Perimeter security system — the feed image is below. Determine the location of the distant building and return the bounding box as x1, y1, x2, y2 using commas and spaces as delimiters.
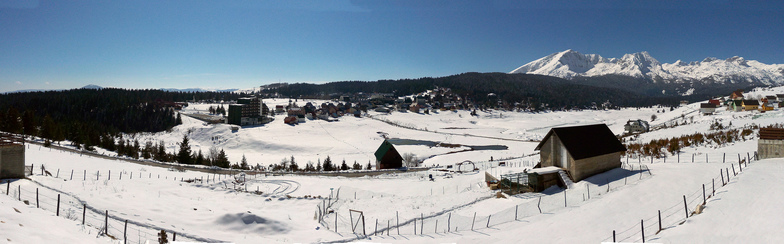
535, 124, 626, 182
729, 100, 743, 112
0, 133, 25, 179
624, 120, 649, 134
742, 100, 759, 111
228, 97, 264, 126
730, 89, 744, 100
700, 103, 717, 115
759, 128, 784, 160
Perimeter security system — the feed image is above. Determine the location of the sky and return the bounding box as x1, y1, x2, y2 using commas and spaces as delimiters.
1, 0, 783, 92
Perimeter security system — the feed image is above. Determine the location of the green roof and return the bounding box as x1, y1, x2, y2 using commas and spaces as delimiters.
374, 140, 395, 161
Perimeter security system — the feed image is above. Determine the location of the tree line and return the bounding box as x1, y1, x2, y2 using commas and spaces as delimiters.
266, 72, 684, 109
0, 88, 243, 149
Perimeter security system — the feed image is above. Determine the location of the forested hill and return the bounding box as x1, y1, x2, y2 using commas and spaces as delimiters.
0, 88, 241, 148
266, 72, 686, 108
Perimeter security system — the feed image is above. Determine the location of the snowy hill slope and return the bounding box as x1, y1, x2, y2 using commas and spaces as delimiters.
510, 50, 784, 86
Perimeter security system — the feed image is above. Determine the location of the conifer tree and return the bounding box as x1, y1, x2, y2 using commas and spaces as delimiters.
177, 135, 192, 164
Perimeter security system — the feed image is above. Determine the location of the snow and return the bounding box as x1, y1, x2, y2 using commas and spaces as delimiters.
4, 90, 784, 243
510, 49, 784, 84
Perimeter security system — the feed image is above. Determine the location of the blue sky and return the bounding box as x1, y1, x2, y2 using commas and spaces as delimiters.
1, 0, 783, 92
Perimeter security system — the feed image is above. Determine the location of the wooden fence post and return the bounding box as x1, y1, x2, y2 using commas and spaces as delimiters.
702, 184, 706, 205
375, 219, 379, 235
732, 165, 736, 176
658, 210, 662, 233
538, 196, 542, 213
84, 170, 86, 181
723, 153, 725, 163
420, 213, 423, 235
36, 188, 39, 208
82, 204, 86, 225
57, 194, 60, 216
587, 185, 590, 200
105, 210, 108, 235
613, 230, 616, 242
6, 181, 9, 195
471, 212, 476, 230
18, 185, 21, 201
515, 205, 518, 221
692, 153, 694, 163
56, 169, 59, 178
448, 212, 451, 232
641, 219, 645, 243
70, 170, 73, 180
434, 219, 437, 234
739, 161, 742, 172
721, 170, 725, 185
683, 195, 688, 219
564, 191, 567, 207
124, 220, 128, 244
108, 170, 111, 180
173, 232, 176, 241
396, 211, 400, 235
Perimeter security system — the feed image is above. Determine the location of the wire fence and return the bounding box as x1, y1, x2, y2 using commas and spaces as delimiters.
1, 174, 226, 244
605, 151, 757, 243
316, 161, 656, 242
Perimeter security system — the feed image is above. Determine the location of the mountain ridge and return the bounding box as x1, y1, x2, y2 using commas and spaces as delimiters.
510, 50, 784, 86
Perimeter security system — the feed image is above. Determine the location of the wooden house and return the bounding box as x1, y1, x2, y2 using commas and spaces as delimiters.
0, 133, 25, 179
759, 128, 784, 159
730, 89, 744, 100
534, 124, 626, 182
374, 140, 403, 169
700, 103, 717, 115
742, 100, 759, 111
708, 99, 721, 106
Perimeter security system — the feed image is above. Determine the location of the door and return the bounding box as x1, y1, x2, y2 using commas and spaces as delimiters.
560, 144, 569, 169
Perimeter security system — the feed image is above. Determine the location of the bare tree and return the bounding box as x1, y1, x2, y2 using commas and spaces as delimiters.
402, 153, 419, 167
208, 146, 220, 166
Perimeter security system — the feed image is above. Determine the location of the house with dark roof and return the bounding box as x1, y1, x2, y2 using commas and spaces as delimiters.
535, 124, 626, 182
700, 103, 717, 115
729, 100, 743, 112
374, 140, 403, 169
742, 100, 759, 111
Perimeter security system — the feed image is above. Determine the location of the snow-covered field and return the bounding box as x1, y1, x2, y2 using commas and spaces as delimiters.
3, 86, 784, 243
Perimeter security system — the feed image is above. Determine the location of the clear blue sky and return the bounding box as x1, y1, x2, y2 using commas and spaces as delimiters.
2, 0, 783, 92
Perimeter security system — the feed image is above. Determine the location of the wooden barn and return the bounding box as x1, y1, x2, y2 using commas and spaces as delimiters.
374, 140, 403, 169
535, 124, 626, 182
0, 133, 25, 179
759, 128, 784, 160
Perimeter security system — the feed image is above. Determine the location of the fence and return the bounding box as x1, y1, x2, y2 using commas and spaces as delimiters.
2, 169, 227, 244
316, 161, 655, 242
606, 151, 757, 243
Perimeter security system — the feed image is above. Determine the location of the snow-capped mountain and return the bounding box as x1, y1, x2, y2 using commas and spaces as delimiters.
510, 50, 784, 85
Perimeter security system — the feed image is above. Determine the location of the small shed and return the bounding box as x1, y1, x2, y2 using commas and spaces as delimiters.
759, 128, 784, 160
535, 124, 626, 182
0, 134, 25, 179
526, 166, 566, 192
700, 103, 717, 115
374, 140, 403, 169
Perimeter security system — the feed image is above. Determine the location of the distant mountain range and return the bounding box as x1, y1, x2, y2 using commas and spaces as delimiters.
510, 50, 784, 96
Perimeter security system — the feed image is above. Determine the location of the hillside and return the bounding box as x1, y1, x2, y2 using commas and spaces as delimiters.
266, 72, 683, 108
